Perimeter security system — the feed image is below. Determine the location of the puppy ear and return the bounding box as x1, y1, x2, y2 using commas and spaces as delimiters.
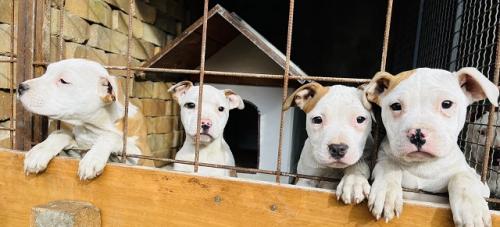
365, 71, 393, 105
224, 89, 245, 110
100, 77, 116, 104
168, 81, 193, 101
456, 67, 499, 107
357, 83, 372, 110
284, 82, 327, 112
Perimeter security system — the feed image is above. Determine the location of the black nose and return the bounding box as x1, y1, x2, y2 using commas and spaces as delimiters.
409, 128, 426, 149
328, 143, 348, 159
17, 83, 29, 96
201, 124, 210, 131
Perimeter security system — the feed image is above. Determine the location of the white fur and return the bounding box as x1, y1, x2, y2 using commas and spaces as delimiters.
293, 85, 374, 204
169, 81, 244, 177
366, 68, 499, 226
19, 59, 143, 180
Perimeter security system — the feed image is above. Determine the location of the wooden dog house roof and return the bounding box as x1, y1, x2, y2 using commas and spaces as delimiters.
142, 4, 307, 86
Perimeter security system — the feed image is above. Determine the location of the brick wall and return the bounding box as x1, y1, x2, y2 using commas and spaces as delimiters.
0, 0, 187, 161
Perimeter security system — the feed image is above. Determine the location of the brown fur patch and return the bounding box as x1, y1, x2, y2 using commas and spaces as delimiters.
366, 69, 416, 105
284, 82, 328, 113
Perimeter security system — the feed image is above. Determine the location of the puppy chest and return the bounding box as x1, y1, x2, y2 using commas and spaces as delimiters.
401, 170, 449, 193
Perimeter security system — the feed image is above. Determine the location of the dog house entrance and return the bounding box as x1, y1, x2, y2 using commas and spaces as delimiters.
224, 100, 260, 170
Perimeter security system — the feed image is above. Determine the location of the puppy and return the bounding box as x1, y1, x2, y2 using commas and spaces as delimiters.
284, 82, 374, 204
169, 81, 244, 177
465, 111, 500, 197
18, 58, 153, 180
365, 68, 498, 226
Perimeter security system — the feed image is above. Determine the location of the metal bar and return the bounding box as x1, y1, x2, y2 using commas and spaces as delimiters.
58, 0, 64, 60
16, 0, 36, 150
32, 62, 371, 83
121, 0, 135, 162
481, 22, 500, 182
380, 0, 393, 72
9, 0, 16, 148
275, 0, 295, 183
193, 0, 209, 173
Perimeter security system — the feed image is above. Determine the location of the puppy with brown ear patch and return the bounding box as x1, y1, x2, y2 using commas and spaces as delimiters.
285, 82, 374, 204
19, 59, 154, 180
169, 81, 244, 177
365, 68, 498, 226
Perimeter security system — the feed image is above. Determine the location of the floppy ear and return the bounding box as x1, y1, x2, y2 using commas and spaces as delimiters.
365, 71, 394, 105
357, 83, 372, 110
168, 81, 193, 101
100, 77, 116, 104
456, 67, 499, 107
224, 89, 244, 110
283, 82, 327, 113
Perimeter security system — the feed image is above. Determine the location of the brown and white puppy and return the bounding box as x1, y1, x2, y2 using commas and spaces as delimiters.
365, 68, 498, 226
18, 59, 153, 180
285, 82, 374, 204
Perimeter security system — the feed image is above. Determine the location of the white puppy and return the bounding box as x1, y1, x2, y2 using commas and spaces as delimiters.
365, 68, 498, 226
18, 59, 153, 180
284, 82, 374, 204
168, 81, 244, 177
465, 111, 500, 197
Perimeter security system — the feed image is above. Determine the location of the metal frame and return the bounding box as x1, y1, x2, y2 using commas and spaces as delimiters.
5, 0, 500, 205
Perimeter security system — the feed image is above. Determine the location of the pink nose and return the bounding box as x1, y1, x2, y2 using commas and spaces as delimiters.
201, 119, 212, 130
407, 128, 426, 138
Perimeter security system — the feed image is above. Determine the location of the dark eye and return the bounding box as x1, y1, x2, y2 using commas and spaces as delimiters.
356, 116, 366, 124
184, 102, 195, 109
390, 102, 402, 111
479, 130, 486, 136
218, 106, 225, 112
311, 116, 322, 124
60, 78, 70, 84
441, 100, 453, 109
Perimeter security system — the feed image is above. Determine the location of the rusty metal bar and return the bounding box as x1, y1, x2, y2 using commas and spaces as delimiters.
32, 62, 371, 83
275, 0, 295, 183
193, 0, 209, 173
0, 59, 16, 63
9, 0, 16, 148
16, 0, 36, 150
58, 0, 64, 60
481, 23, 500, 182
380, 0, 393, 72
121, 0, 136, 163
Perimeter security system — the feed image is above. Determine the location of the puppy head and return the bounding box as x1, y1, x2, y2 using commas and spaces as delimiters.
169, 81, 244, 144
366, 68, 499, 162
285, 82, 373, 168
466, 111, 500, 165
18, 59, 116, 123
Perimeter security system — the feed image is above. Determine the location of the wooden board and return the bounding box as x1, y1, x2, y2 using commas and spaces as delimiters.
0, 149, 499, 226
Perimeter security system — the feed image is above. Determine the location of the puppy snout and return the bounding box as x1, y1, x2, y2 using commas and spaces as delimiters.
408, 128, 426, 149
17, 83, 29, 96
328, 143, 348, 160
200, 119, 212, 131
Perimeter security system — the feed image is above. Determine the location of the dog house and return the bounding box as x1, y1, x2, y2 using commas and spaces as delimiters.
1, 0, 500, 226
142, 5, 308, 183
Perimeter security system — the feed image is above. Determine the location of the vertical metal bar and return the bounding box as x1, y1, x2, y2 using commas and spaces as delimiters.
380, 0, 393, 72
58, 0, 64, 60
276, 0, 295, 183
16, 0, 35, 150
33, 0, 49, 143
481, 23, 500, 182
412, 0, 425, 68
9, 0, 15, 148
193, 0, 209, 173
121, 0, 135, 162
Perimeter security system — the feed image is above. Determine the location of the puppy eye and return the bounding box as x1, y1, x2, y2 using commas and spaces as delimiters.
441, 100, 453, 109
311, 116, 322, 124
390, 102, 402, 111
59, 78, 70, 84
184, 102, 195, 109
356, 116, 366, 124
218, 106, 225, 112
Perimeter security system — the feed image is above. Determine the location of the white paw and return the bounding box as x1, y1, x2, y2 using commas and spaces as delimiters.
24, 144, 55, 175
336, 174, 370, 204
450, 193, 491, 227
368, 179, 403, 222
78, 152, 108, 180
